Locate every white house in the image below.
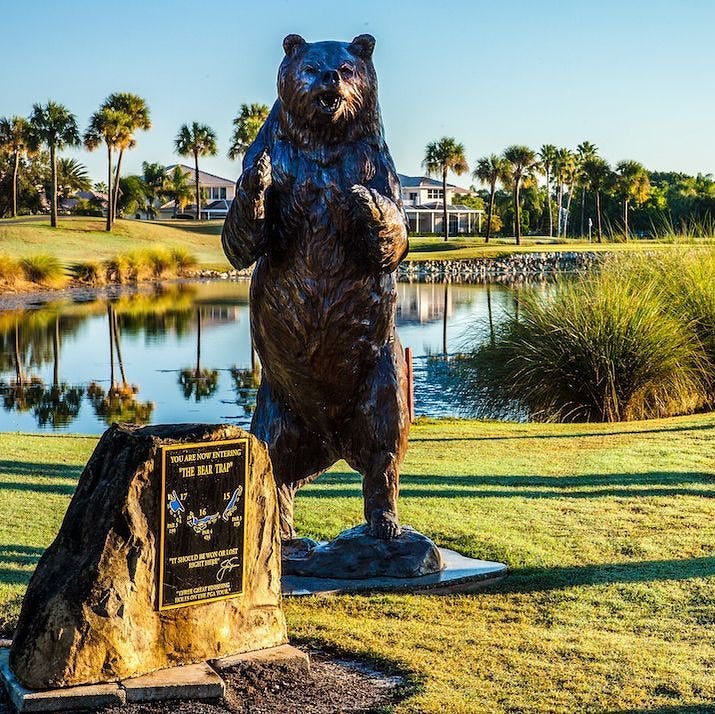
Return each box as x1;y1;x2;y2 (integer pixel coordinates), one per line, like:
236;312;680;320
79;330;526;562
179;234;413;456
398;174;483;235
158;165;236;219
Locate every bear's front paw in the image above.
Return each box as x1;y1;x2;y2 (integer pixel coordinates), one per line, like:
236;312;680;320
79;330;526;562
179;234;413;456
349;184;386;226
246;150;272;195
368;510;402;540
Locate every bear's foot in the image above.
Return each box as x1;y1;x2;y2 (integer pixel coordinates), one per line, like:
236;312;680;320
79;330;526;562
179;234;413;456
367;510;401;540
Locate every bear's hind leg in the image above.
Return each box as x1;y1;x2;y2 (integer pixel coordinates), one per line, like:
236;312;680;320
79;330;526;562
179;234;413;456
345;340;410;540
251;378;336;541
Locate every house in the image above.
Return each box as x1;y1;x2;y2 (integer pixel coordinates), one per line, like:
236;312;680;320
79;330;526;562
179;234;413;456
398;174;483;235
158;165;236;219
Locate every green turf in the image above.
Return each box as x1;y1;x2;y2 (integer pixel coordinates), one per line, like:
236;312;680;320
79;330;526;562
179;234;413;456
1;415;714;711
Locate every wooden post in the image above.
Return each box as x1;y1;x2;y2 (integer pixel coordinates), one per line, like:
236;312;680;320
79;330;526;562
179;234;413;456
405;346;415;423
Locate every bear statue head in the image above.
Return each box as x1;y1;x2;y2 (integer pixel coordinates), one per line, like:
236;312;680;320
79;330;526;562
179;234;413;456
277;34;381;144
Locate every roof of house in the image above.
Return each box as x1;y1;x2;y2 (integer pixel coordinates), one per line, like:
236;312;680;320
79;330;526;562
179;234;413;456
166;164;235;187
398;174;470;194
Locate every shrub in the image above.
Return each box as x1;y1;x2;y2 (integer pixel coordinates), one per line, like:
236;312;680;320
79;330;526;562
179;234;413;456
19;255;64;286
104;254;128;283
0;255;21;285
145;249;172;279
70;261;104;285
459;265;708;422
169;247;198;276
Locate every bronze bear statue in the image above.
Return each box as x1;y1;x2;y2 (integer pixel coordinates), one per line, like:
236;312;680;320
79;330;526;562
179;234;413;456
222;33;409;542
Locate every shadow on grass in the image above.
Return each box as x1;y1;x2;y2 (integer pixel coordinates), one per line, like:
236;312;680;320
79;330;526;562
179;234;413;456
0;545;44;587
301;471;714;500
0;480;75;496
492;556;715;594
606;706;715;713
0;460;81;480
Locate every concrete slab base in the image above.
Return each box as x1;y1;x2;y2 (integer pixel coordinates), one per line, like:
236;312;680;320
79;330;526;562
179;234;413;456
122;661;224;703
282;547;508;596
0;649;125;712
214;644;310;673
1;645;312;711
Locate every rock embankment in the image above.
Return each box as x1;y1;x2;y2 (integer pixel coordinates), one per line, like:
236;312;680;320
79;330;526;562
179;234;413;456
398;251;601;283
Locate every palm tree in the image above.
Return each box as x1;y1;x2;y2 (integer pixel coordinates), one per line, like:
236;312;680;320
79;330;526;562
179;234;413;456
228;103;269;161
615;160;651;239
28;102;80;227
576;141;598;236
553;148;574;238
422;137;468;241
56;158;91;200
473;154;508;243
538;144;558;237
162;165;194;217
84;107;132;231
0;116;33;218
174;123;218;221
102;93;151;221
562;157;582;238
582;157;611;243
502;145;537;245
142;162;165;218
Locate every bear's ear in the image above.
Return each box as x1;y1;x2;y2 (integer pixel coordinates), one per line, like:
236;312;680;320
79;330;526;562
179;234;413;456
348;34;375;60
283;34;307;56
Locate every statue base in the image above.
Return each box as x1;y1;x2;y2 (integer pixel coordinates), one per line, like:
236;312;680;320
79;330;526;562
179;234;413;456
282;524;443;579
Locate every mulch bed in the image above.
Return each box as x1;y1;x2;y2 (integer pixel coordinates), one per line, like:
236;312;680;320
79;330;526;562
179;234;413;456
0;650;406;714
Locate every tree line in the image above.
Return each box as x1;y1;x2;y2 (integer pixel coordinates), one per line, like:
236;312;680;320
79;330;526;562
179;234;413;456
0;97;270;227
423;137;715;242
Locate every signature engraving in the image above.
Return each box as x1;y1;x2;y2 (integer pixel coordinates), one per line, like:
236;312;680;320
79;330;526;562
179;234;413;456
217;557;241;582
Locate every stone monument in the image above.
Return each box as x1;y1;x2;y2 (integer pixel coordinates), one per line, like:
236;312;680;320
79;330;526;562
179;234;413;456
4;423;287;703
221;33;445;578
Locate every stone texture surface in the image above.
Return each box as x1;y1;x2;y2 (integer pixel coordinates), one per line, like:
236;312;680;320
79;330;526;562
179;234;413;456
282;524;444;579
10;423;286;691
122;661;224;703
214;644;310;673
1;649;126;712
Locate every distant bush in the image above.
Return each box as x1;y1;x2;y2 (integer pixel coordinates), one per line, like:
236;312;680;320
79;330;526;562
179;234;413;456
169;247;198;276
0;255;21;285
70;261;104;285
459;254;712;422
19;255;64;286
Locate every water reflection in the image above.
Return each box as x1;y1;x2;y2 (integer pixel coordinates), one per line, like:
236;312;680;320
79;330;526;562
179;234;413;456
0;279;535;433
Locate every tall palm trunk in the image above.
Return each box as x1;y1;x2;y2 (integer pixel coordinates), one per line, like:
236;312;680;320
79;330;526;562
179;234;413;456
11;152;20;218
580;186;586;236
14;321;23;384
108;305;115;388
442;282;448;355
546;169;553;237
112;149;124;222
564;183;575;237
596;191;603;243
50;145;58;228
106;143;113;232
112;309;127;385
442;168;448;242
624;199;629;240
486;178;496;243
556;182;563;239
513;178;522;245
194;151;201;221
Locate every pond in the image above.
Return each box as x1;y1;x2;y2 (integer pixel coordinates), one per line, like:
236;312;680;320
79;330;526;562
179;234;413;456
0;279;532;433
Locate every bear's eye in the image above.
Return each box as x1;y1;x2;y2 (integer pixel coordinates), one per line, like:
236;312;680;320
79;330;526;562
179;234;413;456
339;64;354;79
303;65;318;76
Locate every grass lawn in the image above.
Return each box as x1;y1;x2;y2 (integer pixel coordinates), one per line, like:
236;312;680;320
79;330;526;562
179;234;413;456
1;415;714;712
0;217;228;269
0;217;703;271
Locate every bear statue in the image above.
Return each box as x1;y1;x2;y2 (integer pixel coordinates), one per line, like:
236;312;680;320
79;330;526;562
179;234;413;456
222;33;409;543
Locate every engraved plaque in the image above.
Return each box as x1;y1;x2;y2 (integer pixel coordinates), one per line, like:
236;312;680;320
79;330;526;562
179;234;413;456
158;438;248;610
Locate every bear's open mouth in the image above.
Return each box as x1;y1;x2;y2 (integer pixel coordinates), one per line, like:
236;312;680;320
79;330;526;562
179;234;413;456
316;91;342;114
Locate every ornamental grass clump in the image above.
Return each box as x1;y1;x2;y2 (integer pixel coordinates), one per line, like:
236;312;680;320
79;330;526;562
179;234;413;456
0;255;22;285
70;261;104;285
460;265;708;422
145;249;172;279
19;255;64;286
169;247;198;276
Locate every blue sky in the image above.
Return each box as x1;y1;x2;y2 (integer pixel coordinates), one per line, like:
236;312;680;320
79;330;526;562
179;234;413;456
2;0;714;186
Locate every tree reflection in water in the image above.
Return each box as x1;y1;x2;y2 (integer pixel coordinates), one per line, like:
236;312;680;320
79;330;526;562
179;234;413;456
230;365;260;416
178;309;219;402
